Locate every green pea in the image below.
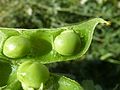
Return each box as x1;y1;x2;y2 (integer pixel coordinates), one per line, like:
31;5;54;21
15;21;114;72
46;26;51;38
17;61;50;89
54;30;81;55
3;36;31;58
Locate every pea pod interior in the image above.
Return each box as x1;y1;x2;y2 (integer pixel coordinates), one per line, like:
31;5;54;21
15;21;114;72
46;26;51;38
0;61;11;87
0;18;108;64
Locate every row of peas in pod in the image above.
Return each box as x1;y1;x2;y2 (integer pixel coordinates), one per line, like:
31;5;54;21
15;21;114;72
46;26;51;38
2;30;81;59
0;18;108;64
0;25;84;64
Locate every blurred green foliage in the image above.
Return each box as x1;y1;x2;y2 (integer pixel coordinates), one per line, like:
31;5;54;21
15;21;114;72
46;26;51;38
0;0;120;90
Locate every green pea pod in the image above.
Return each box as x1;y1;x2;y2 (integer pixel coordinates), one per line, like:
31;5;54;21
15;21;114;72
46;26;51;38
0;18;108;64
44;74;84;90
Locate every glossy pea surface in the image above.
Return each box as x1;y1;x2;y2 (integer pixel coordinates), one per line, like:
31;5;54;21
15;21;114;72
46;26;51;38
17;61;50;89
3;36;31;58
54;30;81;56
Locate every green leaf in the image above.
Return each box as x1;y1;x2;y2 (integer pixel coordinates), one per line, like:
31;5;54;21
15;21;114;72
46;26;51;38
0;18;108;64
44;74;84;90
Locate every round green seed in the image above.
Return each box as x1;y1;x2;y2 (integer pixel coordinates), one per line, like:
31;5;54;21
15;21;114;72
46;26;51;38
17;61;50;89
54;30;81;55
3;36;31;58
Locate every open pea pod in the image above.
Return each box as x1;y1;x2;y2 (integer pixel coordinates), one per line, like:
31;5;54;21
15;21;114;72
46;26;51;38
0;18;108;64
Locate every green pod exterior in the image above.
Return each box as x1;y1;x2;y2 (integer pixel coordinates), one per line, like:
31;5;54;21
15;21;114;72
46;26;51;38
58;76;83;90
0;18;108;64
45;74;84;90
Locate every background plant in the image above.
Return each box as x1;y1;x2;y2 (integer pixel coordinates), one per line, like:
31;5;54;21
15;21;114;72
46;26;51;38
0;0;120;90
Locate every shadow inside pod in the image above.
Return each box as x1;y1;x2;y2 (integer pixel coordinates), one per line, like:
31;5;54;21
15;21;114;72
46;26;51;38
0;61;12;87
29;35;52;57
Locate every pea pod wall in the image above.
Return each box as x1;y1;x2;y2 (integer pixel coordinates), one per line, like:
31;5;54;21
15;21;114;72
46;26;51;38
0;18;108;64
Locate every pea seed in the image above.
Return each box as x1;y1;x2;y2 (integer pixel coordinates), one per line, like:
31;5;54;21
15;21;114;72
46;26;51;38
54;30;81;55
17;61;50;89
3;36;31;58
